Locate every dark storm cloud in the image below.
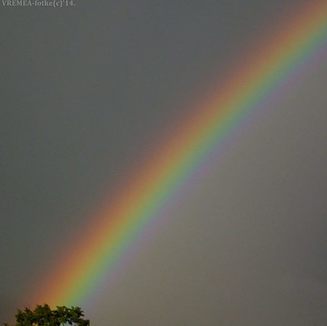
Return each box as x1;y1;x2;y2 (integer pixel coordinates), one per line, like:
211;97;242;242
0;0;326;324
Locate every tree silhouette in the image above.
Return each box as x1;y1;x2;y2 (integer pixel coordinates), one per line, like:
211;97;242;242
3;304;90;326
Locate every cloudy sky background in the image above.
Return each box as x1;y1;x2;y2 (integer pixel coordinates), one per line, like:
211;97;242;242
1;1;326;324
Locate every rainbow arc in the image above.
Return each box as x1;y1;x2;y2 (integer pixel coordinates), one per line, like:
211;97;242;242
30;1;327;307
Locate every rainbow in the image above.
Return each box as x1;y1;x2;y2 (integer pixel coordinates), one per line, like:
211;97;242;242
30;1;327;307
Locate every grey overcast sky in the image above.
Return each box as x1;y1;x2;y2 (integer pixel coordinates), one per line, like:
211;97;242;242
1;0;327;325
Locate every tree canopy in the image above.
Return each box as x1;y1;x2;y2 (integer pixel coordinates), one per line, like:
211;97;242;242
3;304;90;326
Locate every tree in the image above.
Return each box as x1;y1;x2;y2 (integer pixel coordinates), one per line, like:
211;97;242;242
3;304;90;326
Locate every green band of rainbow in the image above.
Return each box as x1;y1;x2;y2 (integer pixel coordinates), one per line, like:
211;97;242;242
30;1;327;307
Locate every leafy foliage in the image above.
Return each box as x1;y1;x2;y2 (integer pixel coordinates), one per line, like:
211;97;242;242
3;304;90;326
